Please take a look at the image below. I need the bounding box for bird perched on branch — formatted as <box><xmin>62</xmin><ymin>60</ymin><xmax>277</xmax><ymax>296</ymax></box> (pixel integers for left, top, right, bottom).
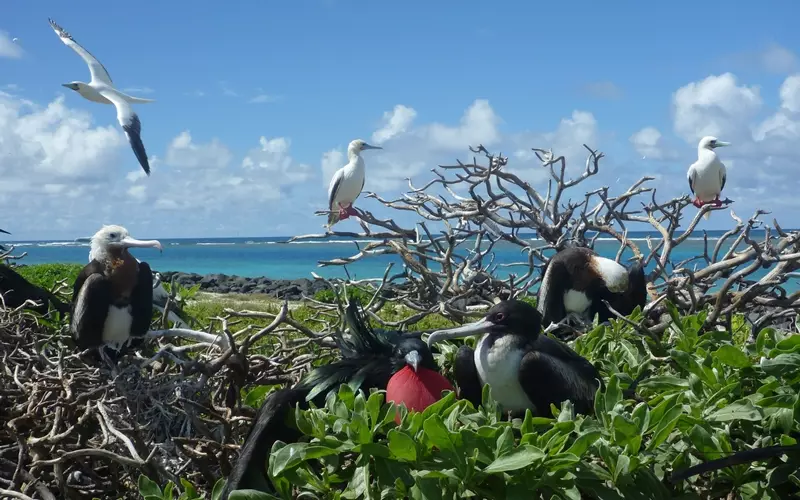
<box><xmin>70</xmin><ymin>225</ymin><xmax>162</xmax><ymax>365</ymax></box>
<box><xmin>427</xmin><ymin>299</ymin><xmax>601</xmax><ymax>418</ymax></box>
<box><xmin>537</xmin><ymin>247</ymin><xmax>647</xmax><ymax>328</ymax></box>
<box><xmin>48</xmin><ymin>18</ymin><xmax>155</xmax><ymax>176</ymax></box>
<box><xmin>326</xmin><ymin>139</ymin><xmax>382</xmax><ymax>228</ymax></box>
<box><xmin>688</xmin><ymin>136</ymin><xmax>730</xmax><ymax>219</ymax></box>
<box><xmin>222</xmin><ymin>299</ymin><xmax>453</xmax><ymax>498</ymax></box>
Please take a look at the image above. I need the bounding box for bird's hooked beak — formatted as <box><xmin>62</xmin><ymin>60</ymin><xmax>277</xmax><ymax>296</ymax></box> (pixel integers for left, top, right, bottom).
<box><xmin>426</xmin><ymin>317</ymin><xmax>496</xmax><ymax>346</ymax></box>
<box><xmin>712</xmin><ymin>141</ymin><xmax>731</xmax><ymax>148</ymax></box>
<box><xmin>362</xmin><ymin>143</ymin><xmax>382</xmax><ymax>150</ymax></box>
<box><xmin>120</xmin><ymin>236</ymin><xmax>163</xmax><ymax>253</ymax></box>
<box><xmin>404</xmin><ymin>350</ymin><xmax>422</xmax><ymax>372</ymax></box>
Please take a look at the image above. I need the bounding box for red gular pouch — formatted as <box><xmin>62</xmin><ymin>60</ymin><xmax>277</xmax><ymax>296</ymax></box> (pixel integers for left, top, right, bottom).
<box><xmin>386</xmin><ymin>365</ymin><xmax>455</xmax><ymax>424</ymax></box>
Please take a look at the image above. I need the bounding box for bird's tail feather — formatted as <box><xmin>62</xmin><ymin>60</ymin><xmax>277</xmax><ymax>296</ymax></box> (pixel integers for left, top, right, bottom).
<box><xmin>703</xmin><ymin>211</ymin><xmax>711</xmax><ymax>220</ymax></box>
<box><xmin>221</xmin><ymin>388</ymin><xmax>307</xmax><ymax>499</ymax></box>
<box><xmin>116</xmin><ymin>89</ymin><xmax>155</xmax><ymax>104</ymax></box>
<box><xmin>326</xmin><ymin>211</ymin><xmax>339</xmax><ymax>228</ymax></box>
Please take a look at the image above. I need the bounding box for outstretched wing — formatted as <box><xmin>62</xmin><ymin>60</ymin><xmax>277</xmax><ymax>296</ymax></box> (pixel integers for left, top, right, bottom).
<box><xmin>98</xmin><ymin>89</ymin><xmax>151</xmax><ymax>175</ymax></box>
<box><xmin>48</xmin><ymin>18</ymin><xmax>113</xmax><ymax>85</ymax></box>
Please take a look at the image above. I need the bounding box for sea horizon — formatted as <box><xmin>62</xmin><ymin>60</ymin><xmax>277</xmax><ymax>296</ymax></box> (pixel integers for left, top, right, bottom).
<box><xmin>3</xmin><ymin>229</ymin><xmax>798</xmax><ymax>293</ymax></box>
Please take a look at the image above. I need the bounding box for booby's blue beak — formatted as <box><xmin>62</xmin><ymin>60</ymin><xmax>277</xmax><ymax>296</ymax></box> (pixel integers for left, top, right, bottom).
<box><xmin>362</xmin><ymin>143</ymin><xmax>382</xmax><ymax>150</ymax></box>
<box><xmin>712</xmin><ymin>141</ymin><xmax>730</xmax><ymax>148</ymax></box>
<box><xmin>426</xmin><ymin>318</ymin><xmax>497</xmax><ymax>347</ymax></box>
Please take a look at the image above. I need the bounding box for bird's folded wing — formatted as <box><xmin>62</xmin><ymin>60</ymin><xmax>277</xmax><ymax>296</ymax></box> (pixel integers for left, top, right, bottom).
<box><xmin>328</xmin><ymin>168</ymin><xmax>345</xmax><ymax>211</ymax></box>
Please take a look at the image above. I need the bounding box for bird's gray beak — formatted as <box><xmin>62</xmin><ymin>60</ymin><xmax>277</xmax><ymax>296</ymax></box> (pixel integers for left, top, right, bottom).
<box><xmin>61</xmin><ymin>83</ymin><xmax>72</xmax><ymax>89</ymax></box>
<box><xmin>426</xmin><ymin>318</ymin><xmax>495</xmax><ymax>347</ymax></box>
<box><xmin>362</xmin><ymin>143</ymin><xmax>382</xmax><ymax>150</ymax></box>
<box><xmin>121</xmin><ymin>236</ymin><xmax>163</xmax><ymax>253</ymax></box>
<box><xmin>404</xmin><ymin>350</ymin><xmax>422</xmax><ymax>372</ymax></box>
<box><xmin>713</xmin><ymin>141</ymin><xmax>731</xmax><ymax>148</ymax></box>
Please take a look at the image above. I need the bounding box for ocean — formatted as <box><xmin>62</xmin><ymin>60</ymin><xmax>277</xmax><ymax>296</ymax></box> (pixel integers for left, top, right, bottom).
<box><xmin>4</xmin><ymin>230</ymin><xmax>798</xmax><ymax>292</ymax></box>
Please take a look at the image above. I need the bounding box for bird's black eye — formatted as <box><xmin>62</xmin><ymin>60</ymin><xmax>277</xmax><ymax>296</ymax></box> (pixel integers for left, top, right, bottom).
<box><xmin>494</xmin><ymin>312</ymin><xmax>506</xmax><ymax>322</ymax></box>
<box><xmin>109</xmin><ymin>233</ymin><xmax>117</xmax><ymax>239</ymax></box>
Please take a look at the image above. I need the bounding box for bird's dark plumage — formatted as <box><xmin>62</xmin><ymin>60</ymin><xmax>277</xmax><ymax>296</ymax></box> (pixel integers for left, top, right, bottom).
<box><xmin>222</xmin><ymin>299</ymin><xmax>442</xmax><ymax>499</ymax></box>
<box><xmin>431</xmin><ymin>300</ymin><xmax>601</xmax><ymax>418</ymax></box>
<box><xmin>0</xmin><ymin>265</ymin><xmax>70</xmax><ymax>315</ymax></box>
<box><xmin>123</xmin><ymin>113</ymin><xmax>150</xmax><ymax>175</ymax></box>
<box><xmin>538</xmin><ymin>247</ymin><xmax>647</xmax><ymax>327</ymax></box>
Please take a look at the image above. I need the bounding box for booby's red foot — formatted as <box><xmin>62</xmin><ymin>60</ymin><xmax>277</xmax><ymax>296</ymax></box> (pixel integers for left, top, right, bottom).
<box><xmin>338</xmin><ymin>208</ymin><xmax>350</xmax><ymax>220</ymax></box>
<box><xmin>345</xmin><ymin>205</ymin><xmax>359</xmax><ymax>217</ymax></box>
<box><xmin>692</xmin><ymin>198</ymin><xmax>704</xmax><ymax>208</ymax></box>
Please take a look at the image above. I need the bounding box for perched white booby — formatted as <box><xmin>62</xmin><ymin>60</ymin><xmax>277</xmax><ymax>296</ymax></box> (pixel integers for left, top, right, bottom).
<box><xmin>427</xmin><ymin>300</ymin><xmax>600</xmax><ymax>417</ymax></box>
<box><xmin>48</xmin><ymin>18</ymin><xmax>155</xmax><ymax>175</ymax></box>
<box><xmin>687</xmin><ymin>136</ymin><xmax>730</xmax><ymax>220</ymax></box>
<box><xmin>326</xmin><ymin>139</ymin><xmax>382</xmax><ymax>227</ymax></box>
<box><xmin>537</xmin><ymin>247</ymin><xmax>647</xmax><ymax>328</ymax></box>
<box><xmin>71</xmin><ymin>225</ymin><xmax>162</xmax><ymax>362</ymax></box>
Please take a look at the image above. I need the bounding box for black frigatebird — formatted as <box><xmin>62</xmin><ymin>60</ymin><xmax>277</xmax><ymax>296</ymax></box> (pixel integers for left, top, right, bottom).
<box><xmin>426</xmin><ymin>299</ymin><xmax>600</xmax><ymax>418</ymax></box>
<box><xmin>222</xmin><ymin>299</ymin><xmax>453</xmax><ymax>498</ymax></box>
<box><xmin>0</xmin><ymin>265</ymin><xmax>71</xmax><ymax>315</ymax></box>
<box><xmin>70</xmin><ymin>225</ymin><xmax>162</xmax><ymax>363</ymax></box>
<box><xmin>537</xmin><ymin>247</ymin><xmax>647</xmax><ymax>328</ymax></box>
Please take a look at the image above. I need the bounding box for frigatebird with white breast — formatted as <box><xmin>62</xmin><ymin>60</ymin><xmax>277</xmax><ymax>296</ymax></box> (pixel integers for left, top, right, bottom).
<box><xmin>70</xmin><ymin>225</ymin><xmax>162</xmax><ymax>364</ymax></box>
<box><xmin>221</xmin><ymin>299</ymin><xmax>453</xmax><ymax>498</ymax></box>
<box><xmin>427</xmin><ymin>299</ymin><xmax>600</xmax><ymax>418</ymax></box>
<box><xmin>48</xmin><ymin>18</ymin><xmax>155</xmax><ymax>175</ymax></box>
<box><xmin>326</xmin><ymin>139</ymin><xmax>382</xmax><ymax>228</ymax></box>
<box><xmin>537</xmin><ymin>246</ymin><xmax>647</xmax><ymax>329</ymax></box>
<box><xmin>688</xmin><ymin>135</ymin><xmax>730</xmax><ymax>220</ymax></box>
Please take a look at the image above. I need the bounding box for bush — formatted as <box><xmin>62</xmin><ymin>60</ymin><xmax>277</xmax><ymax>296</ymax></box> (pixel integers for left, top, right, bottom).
<box><xmin>141</xmin><ymin>305</ymin><xmax>800</xmax><ymax>499</ymax></box>
<box><xmin>14</xmin><ymin>262</ymin><xmax>82</xmax><ymax>292</ymax></box>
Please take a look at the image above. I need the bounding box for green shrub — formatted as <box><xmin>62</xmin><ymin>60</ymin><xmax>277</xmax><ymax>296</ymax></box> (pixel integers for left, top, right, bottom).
<box><xmin>15</xmin><ymin>262</ymin><xmax>83</xmax><ymax>292</ymax></box>
<box><xmin>143</xmin><ymin>304</ymin><xmax>800</xmax><ymax>499</ymax></box>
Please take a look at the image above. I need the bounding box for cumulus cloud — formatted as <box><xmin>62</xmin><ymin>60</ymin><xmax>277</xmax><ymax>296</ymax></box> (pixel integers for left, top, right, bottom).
<box><xmin>0</xmin><ymin>31</ymin><xmax>22</xmax><ymax>59</ymax></box>
<box><xmin>629</xmin><ymin>126</ymin><xmax>679</xmax><ymax>161</ymax></box>
<box><xmin>371</xmin><ymin>105</ymin><xmax>417</xmax><ymax>145</ymax></box>
<box><xmin>165</xmin><ymin>131</ymin><xmax>232</xmax><ymax>170</ymax></box>
<box><xmin>582</xmin><ymin>81</ymin><xmax>624</xmax><ymax>100</ymax></box>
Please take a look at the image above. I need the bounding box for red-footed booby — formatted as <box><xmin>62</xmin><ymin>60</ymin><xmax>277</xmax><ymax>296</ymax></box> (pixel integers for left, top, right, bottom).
<box><xmin>688</xmin><ymin>136</ymin><xmax>730</xmax><ymax>220</ymax></box>
<box><xmin>326</xmin><ymin>139</ymin><xmax>382</xmax><ymax>228</ymax></box>
<box><xmin>48</xmin><ymin>18</ymin><xmax>154</xmax><ymax>176</ymax></box>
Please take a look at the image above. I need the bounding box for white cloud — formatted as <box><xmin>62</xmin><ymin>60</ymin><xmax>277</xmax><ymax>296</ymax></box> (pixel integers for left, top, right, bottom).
<box><xmin>249</xmin><ymin>94</ymin><xmax>281</xmax><ymax>104</ymax></box>
<box><xmin>165</xmin><ymin>131</ymin><xmax>232</xmax><ymax>170</ymax></box>
<box><xmin>672</xmin><ymin>73</ymin><xmax>762</xmax><ymax>143</ymax></box>
<box><xmin>630</xmin><ymin>126</ymin><xmax>674</xmax><ymax>160</ymax></box>
<box><xmin>127</xmin><ymin>184</ymin><xmax>147</xmax><ymax>202</ymax></box>
<box><xmin>423</xmin><ymin>99</ymin><xmax>501</xmax><ymax>151</ymax></box>
<box><xmin>241</xmin><ymin>136</ymin><xmax>313</xmax><ymax>186</ymax></box>
<box><xmin>371</xmin><ymin>105</ymin><xmax>417</xmax><ymax>144</ymax></box>
<box><xmin>760</xmin><ymin>44</ymin><xmax>798</xmax><ymax>74</ymax></box>
<box><xmin>0</xmin><ymin>31</ymin><xmax>22</xmax><ymax>59</ymax></box>
<box><xmin>779</xmin><ymin>74</ymin><xmax>800</xmax><ymax>113</ymax></box>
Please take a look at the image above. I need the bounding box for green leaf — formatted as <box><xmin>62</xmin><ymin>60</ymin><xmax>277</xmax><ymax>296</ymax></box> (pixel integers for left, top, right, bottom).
<box><xmin>761</xmin><ymin>353</ymin><xmax>800</xmax><ymax>377</ymax></box>
<box><xmin>163</xmin><ymin>482</ymin><xmax>174</xmax><ymax>500</ymax></box>
<box><xmin>180</xmin><ymin>478</ymin><xmax>198</xmax><ymax>500</ymax></box>
<box><xmin>211</xmin><ymin>478</ymin><xmax>226</xmax><ymax>500</ymax></box>
<box><xmin>244</xmin><ymin>385</ymin><xmax>272</xmax><ymax>408</ymax></box>
<box><xmin>137</xmin><ymin>475</ymin><xmax>162</xmax><ymax>498</ymax></box>
<box><xmin>707</xmin><ymin>400</ymin><xmax>763</xmax><ymax>422</ymax></box>
<box><xmin>688</xmin><ymin>425</ymin><xmax>723</xmax><ymax>460</ymax></box>
<box><xmin>388</xmin><ymin>429</ymin><xmax>417</xmax><ymax>462</ymax></box>
<box><xmin>483</xmin><ymin>445</ymin><xmax>545</xmax><ymax>473</ymax></box>
<box><xmin>565</xmin><ymin>429</ymin><xmax>602</xmax><ymax>457</ymax></box>
<box><xmin>422</xmin><ymin>414</ymin><xmax>457</xmax><ymax>452</ymax></box>
<box><xmin>712</xmin><ymin>345</ymin><xmax>752</xmax><ymax>368</ymax></box>
<box><xmin>229</xmin><ymin>491</ymin><xmax>281</xmax><ymax>500</ymax></box>
<box><xmin>270</xmin><ymin>442</ymin><xmax>308</xmax><ymax>477</ymax></box>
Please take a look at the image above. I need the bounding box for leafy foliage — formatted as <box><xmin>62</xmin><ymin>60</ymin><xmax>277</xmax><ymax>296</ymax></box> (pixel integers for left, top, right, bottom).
<box><xmin>139</xmin><ymin>306</ymin><xmax>800</xmax><ymax>499</ymax></box>
<box><xmin>14</xmin><ymin>262</ymin><xmax>82</xmax><ymax>291</ymax></box>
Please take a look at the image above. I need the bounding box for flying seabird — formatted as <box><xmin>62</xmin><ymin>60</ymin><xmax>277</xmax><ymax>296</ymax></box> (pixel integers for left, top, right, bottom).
<box><xmin>427</xmin><ymin>299</ymin><xmax>601</xmax><ymax>417</ymax></box>
<box><xmin>537</xmin><ymin>247</ymin><xmax>647</xmax><ymax>328</ymax></box>
<box><xmin>71</xmin><ymin>225</ymin><xmax>162</xmax><ymax>364</ymax></box>
<box><xmin>326</xmin><ymin>139</ymin><xmax>382</xmax><ymax>228</ymax></box>
<box><xmin>0</xmin><ymin>228</ymin><xmax>9</xmax><ymax>251</ymax></box>
<box><xmin>222</xmin><ymin>299</ymin><xmax>452</xmax><ymax>498</ymax></box>
<box><xmin>48</xmin><ymin>18</ymin><xmax>155</xmax><ymax>175</ymax></box>
<box><xmin>687</xmin><ymin>136</ymin><xmax>730</xmax><ymax>219</ymax></box>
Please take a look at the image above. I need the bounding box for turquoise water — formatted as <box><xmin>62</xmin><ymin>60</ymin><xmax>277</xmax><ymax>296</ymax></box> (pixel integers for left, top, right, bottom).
<box><xmin>4</xmin><ymin>231</ymin><xmax>798</xmax><ymax>292</ymax></box>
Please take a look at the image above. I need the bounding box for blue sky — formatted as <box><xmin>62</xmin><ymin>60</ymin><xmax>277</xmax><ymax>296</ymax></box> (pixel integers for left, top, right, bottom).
<box><xmin>2</xmin><ymin>0</ymin><xmax>800</xmax><ymax>240</ymax></box>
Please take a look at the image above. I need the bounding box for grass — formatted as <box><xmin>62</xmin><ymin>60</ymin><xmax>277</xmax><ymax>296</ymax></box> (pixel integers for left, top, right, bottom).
<box><xmin>14</xmin><ymin>262</ymin><xmax>83</xmax><ymax>292</ymax></box>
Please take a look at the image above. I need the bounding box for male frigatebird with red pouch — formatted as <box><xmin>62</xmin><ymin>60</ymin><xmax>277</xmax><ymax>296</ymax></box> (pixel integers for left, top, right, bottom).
<box><xmin>427</xmin><ymin>299</ymin><xmax>600</xmax><ymax>418</ymax></box>
<box><xmin>221</xmin><ymin>299</ymin><xmax>453</xmax><ymax>498</ymax></box>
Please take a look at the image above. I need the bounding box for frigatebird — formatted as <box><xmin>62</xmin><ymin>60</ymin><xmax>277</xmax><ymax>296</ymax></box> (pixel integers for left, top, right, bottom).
<box><xmin>537</xmin><ymin>247</ymin><xmax>647</xmax><ymax>328</ymax></box>
<box><xmin>70</xmin><ymin>225</ymin><xmax>162</xmax><ymax>363</ymax></box>
<box><xmin>427</xmin><ymin>299</ymin><xmax>600</xmax><ymax>418</ymax></box>
<box><xmin>0</xmin><ymin>265</ymin><xmax>70</xmax><ymax>315</ymax></box>
<box><xmin>221</xmin><ymin>299</ymin><xmax>453</xmax><ymax>498</ymax></box>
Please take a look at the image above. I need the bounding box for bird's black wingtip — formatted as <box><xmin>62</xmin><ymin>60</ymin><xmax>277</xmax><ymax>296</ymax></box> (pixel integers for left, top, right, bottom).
<box><xmin>0</xmin><ymin>228</ymin><xmax>10</xmax><ymax>235</ymax></box>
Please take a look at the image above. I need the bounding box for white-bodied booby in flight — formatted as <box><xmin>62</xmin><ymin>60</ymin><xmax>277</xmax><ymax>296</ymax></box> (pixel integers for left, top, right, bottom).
<box><xmin>48</xmin><ymin>18</ymin><xmax>155</xmax><ymax>176</ymax></box>
<box><xmin>687</xmin><ymin>136</ymin><xmax>730</xmax><ymax>220</ymax></box>
<box><xmin>426</xmin><ymin>299</ymin><xmax>601</xmax><ymax>417</ymax></box>
<box><xmin>537</xmin><ymin>247</ymin><xmax>647</xmax><ymax>328</ymax></box>
<box><xmin>326</xmin><ymin>139</ymin><xmax>382</xmax><ymax>228</ymax></box>
<box><xmin>71</xmin><ymin>225</ymin><xmax>162</xmax><ymax>363</ymax></box>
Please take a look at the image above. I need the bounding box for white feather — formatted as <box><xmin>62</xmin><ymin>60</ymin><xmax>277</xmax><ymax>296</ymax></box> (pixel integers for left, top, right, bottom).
<box><xmin>474</xmin><ymin>335</ymin><xmax>535</xmax><ymax>412</ymax></box>
<box><xmin>592</xmin><ymin>256</ymin><xmax>628</xmax><ymax>293</ymax></box>
<box><xmin>563</xmin><ymin>290</ymin><xmax>592</xmax><ymax>314</ymax></box>
<box><xmin>102</xmin><ymin>306</ymin><xmax>133</xmax><ymax>350</ymax></box>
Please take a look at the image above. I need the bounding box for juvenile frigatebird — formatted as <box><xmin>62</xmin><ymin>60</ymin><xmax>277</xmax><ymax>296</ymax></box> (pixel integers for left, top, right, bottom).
<box><xmin>70</xmin><ymin>225</ymin><xmax>162</xmax><ymax>363</ymax></box>
<box><xmin>221</xmin><ymin>299</ymin><xmax>453</xmax><ymax>498</ymax></box>
<box><xmin>0</xmin><ymin>265</ymin><xmax>70</xmax><ymax>315</ymax></box>
<box><xmin>537</xmin><ymin>247</ymin><xmax>647</xmax><ymax>328</ymax></box>
<box><xmin>427</xmin><ymin>299</ymin><xmax>600</xmax><ymax>418</ymax></box>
